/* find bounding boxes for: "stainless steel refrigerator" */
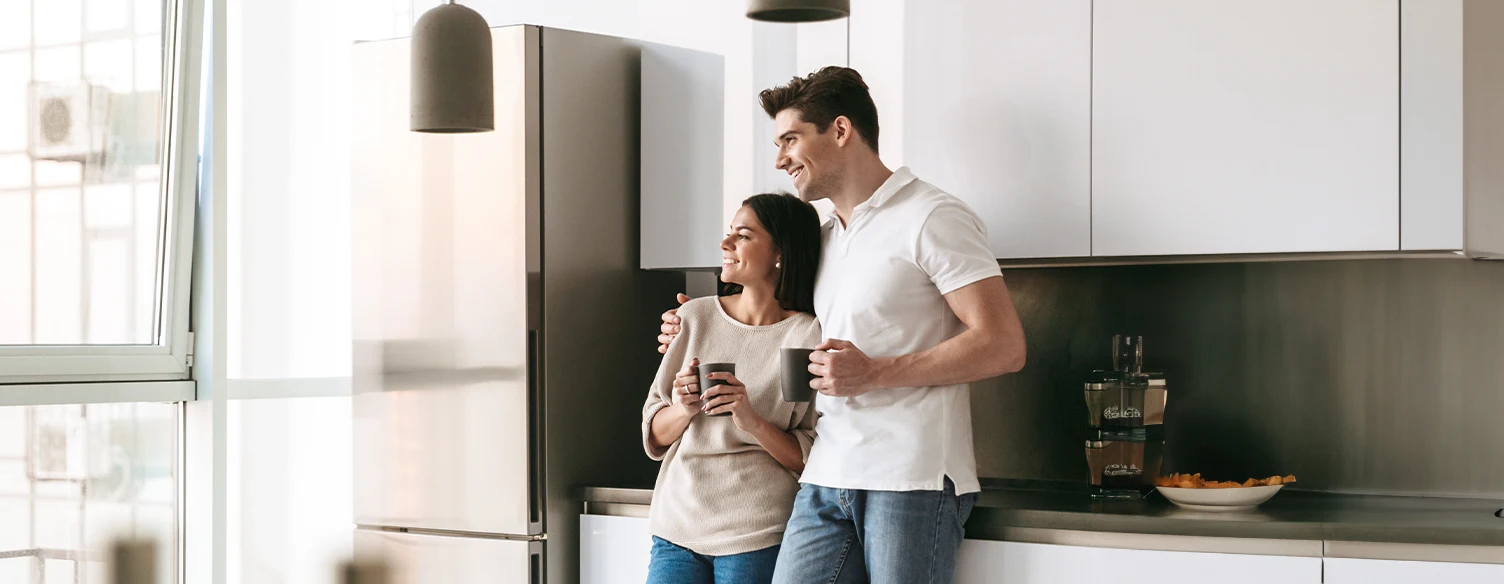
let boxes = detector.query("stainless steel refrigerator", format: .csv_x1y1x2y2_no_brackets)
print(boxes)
350,25,682,584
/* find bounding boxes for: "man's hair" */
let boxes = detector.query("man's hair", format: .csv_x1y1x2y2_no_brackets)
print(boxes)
759,66,880,154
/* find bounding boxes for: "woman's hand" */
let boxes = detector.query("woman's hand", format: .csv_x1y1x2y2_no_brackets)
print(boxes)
701,372,767,434
670,358,704,416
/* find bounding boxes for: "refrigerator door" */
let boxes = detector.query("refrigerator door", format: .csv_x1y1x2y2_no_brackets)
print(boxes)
354,528,542,584
351,26,542,536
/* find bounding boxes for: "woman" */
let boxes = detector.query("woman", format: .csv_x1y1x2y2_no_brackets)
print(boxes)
640,193,823,584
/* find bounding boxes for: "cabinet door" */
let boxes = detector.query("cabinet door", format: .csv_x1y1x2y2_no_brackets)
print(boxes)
1092,0,1399,256
1325,558,1504,583
957,540,1097,583
580,514,652,584
354,529,538,584
641,43,726,270
957,540,1320,584
902,0,1092,259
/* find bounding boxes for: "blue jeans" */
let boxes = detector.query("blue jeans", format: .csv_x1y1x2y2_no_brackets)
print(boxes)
646,536,780,584
771,478,978,584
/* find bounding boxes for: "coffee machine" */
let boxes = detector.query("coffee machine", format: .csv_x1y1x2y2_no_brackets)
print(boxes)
1083,335,1166,498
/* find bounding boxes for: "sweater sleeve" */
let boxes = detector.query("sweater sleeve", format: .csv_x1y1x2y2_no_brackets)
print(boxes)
642,312,692,461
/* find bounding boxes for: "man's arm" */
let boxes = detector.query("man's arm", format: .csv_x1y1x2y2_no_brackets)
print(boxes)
810,276,1025,396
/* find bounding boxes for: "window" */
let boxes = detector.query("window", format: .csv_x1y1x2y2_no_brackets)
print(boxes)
0,402,178,583
0,0,199,384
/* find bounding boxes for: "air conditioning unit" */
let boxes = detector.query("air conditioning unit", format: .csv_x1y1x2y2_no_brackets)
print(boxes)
29,83,111,163
106,90,161,167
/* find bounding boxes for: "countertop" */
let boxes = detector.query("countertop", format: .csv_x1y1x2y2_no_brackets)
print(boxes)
579,484,1504,564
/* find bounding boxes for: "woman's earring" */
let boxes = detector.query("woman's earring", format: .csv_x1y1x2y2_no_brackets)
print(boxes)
775,261,782,269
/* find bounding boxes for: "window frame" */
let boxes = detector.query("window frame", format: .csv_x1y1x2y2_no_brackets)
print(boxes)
0,0,203,386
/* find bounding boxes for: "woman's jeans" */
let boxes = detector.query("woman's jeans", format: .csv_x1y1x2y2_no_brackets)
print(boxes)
646,537,781,584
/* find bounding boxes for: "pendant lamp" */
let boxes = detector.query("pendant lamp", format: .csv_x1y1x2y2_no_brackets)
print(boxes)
747,0,849,22
411,0,494,133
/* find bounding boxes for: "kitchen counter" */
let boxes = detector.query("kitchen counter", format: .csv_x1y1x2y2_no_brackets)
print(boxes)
579,484,1504,564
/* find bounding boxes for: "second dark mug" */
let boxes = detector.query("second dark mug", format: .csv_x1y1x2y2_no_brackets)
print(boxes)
697,362,736,416
780,348,818,403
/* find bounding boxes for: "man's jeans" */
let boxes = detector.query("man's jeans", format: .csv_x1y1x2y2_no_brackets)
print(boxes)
771,478,978,584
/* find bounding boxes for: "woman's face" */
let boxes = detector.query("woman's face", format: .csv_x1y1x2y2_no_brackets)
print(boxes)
719,205,779,288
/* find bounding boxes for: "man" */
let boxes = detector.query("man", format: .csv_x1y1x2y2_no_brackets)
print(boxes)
658,66,1027,583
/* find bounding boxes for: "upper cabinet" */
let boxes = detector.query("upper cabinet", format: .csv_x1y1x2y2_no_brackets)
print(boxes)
1401,0,1504,258
859,0,1092,259
647,0,1504,267
640,43,726,270
1090,0,1503,259
1091,0,1399,257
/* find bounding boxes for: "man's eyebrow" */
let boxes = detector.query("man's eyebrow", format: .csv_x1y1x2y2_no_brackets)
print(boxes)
775,130,797,144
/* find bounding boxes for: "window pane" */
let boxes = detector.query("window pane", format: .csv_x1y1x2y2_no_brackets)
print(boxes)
0,53,26,150
135,1,163,36
0,155,27,189
34,0,82,46
0,193,31,344
0,3,30,51
1,1,168,347
34,188,83,344
84,0,131,36
0,403,177,584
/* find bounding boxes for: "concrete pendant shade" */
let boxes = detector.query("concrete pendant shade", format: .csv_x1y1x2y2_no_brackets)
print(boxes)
747,0,849,22
411,2,494,133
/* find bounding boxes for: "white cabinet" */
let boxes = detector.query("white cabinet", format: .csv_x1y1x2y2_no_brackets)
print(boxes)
1091,0,1400,257
1325,558,1504,583
955,540,1321,584
809,0,1504,261
852,0,1092,259
580,514,652,584
641,43,726,270
1399,0,1504,258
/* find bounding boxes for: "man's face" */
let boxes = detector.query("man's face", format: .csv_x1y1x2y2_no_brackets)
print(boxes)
774,109,844,202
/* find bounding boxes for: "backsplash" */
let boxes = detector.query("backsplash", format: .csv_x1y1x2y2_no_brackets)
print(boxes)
974,258,1504,498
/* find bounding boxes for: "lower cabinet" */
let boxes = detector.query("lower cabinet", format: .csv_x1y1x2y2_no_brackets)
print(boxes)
1324,557,1504,583
580,518,1501,584
955,540,1322,584
580,514,652,584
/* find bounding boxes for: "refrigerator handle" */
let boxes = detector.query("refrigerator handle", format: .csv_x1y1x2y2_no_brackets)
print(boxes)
528,329,543,529
530,540,545,584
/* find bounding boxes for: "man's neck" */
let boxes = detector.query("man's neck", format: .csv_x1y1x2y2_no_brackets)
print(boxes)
828,160,895,226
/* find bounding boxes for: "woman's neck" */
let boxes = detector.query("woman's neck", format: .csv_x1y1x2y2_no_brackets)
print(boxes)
722,283,789,326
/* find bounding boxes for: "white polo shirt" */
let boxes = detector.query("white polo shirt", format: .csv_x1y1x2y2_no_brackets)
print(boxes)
802,167,1003,495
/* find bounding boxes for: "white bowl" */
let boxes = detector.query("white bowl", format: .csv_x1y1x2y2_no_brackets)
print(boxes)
1156,485,1283,511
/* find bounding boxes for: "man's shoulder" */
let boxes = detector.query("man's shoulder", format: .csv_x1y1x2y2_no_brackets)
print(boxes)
886,172,954,205
886,177,975,225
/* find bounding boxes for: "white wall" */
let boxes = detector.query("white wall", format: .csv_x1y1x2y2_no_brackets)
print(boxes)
227,397,354,584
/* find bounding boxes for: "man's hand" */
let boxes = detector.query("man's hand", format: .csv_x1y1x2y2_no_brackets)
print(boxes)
657,293,692,354
808,339,887,398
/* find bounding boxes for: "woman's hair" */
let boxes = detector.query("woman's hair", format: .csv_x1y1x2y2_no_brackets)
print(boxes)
720,193,822,314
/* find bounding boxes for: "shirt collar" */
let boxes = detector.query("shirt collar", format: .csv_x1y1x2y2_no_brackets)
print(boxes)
862,166,916,210
820,166,917,228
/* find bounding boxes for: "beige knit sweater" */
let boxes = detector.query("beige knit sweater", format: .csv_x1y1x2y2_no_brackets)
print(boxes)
641,296,822,556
